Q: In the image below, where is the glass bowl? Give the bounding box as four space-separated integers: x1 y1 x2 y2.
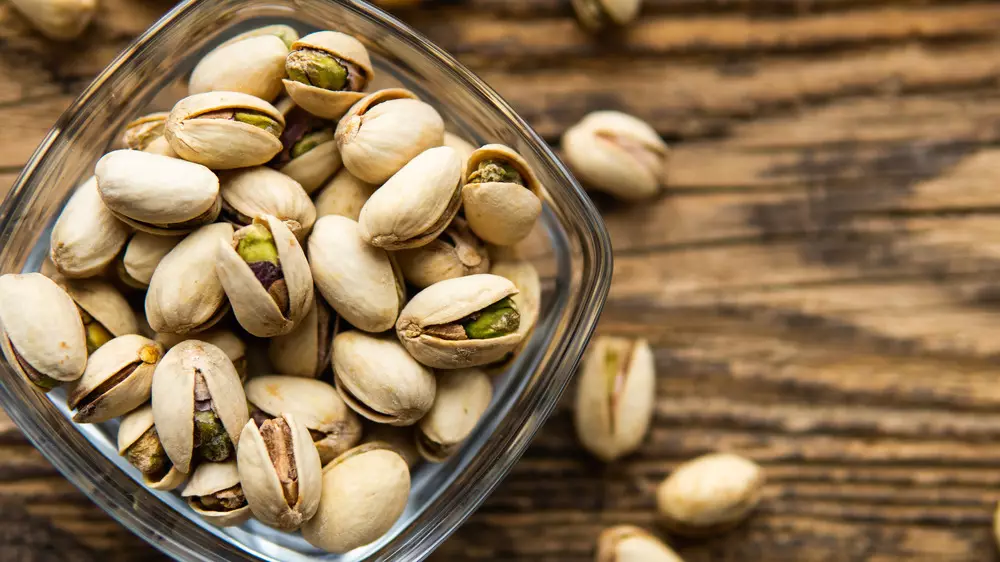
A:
0 0 612 560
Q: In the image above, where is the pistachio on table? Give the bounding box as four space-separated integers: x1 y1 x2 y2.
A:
561 110 669 200
219 166 317 237
118 404 188 490
68 335 163 424
571 0 642 31
151 340 249 474
462 144 543 247
268 297 337 379
122 112 169 151
0 273 86 392
156 329 248 382
416 368 492 462
283 31 374 120
335 88 445 184
361 424 421 470
269 100 342 194
117 232 181 290
244 375 363 465
313 168 376 221
332 331 436 426
59 278 139 353
574 336 655 462
395 216 490 289
189 28 291 102
237 413 322 530
396 273 523 369
655 452 765 537
182 460 252 527
9 0 95 40
50 176 131 278
301 443 410 554
597 525 684 562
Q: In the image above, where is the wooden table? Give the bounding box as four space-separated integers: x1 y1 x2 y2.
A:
2 0 1000 560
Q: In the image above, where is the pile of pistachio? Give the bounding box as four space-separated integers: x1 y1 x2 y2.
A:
0 25 543 554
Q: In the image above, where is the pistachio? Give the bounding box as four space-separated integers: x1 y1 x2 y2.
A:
142 136 179 158
561 111 669 200
219 166 317 237
358 146 463 250
244 375 363 465
67 335 163 423
333 331 436 426
655 452 765 537
237 413 322 530
182 460 252 527
59 279 139 353
9 0 96 40
269 103 343 193
571 0 641 31
596 525 684 562
49 176 131 278
218 24 299 50
118 404 187 490
155 329 247 382
416 368 492 462
396 274 523 369
151 340 249 474
462 144 543 246
145 223 233 335
395 216 490 289
0 273 86 391
282 31 374 120
486 259 541 369
335 88 445 184
301 443 410 554
574 336 654 462
117 232 181 289
313 168 376 221
95 150 221 235
189 34 289 102
122 113 169 151
307 215 405 333
362 424 421 470
443 132 476 171
268 298 337 379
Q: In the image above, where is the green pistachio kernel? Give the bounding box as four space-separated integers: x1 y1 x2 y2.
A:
236 224 279 265
234 111 283 138
85 321 114 354
194 409 234 462
286 48 348 91
469 160 524 186
290 129 335 159
463 297 520 339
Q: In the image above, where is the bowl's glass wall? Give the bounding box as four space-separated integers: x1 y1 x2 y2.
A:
0 1 612 560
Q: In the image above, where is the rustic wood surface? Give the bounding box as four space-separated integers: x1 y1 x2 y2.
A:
1 0 1000 560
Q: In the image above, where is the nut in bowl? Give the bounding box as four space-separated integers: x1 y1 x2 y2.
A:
0 1 611 561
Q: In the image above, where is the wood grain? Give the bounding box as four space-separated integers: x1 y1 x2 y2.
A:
1 0 999 560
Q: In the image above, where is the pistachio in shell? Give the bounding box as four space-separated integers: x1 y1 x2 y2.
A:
596 525 684 562
118 404 188 490
0 273 86 391
49 176 131 278
219 166 317 238
143 136 178 158
218 24 298 50
571 0 641 31
361 424 421 470
156 329 248 382
313 168 376 221
396 274 523 369
395 216 490 289
189 34 289 102
122 112 169 151
269 102 342 194
182 460 251 527
59 278 139 353
9 0 95 40
301 443 410 554
268 297 337 379
335 88 445 185
68 334 162 423
462 144 543 246
95 150 221 236
282 31 374 120
416 368 492 462
484 258 542 373
117 232 181 290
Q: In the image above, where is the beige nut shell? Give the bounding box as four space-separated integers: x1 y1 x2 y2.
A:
60 278 139 339
462 144 543 246
121 232 181 288
279 137 342 195
313 169 376 221
267 298 332 379
182 460 252 527
416 368 492 462
189 35 289 102
166 92 285 169
9 0 96 40
50 177 130 278
220 166 317 237
282 31 374 120
117 404 188 490
596 525 684 562
395 216 490 289
67 334 162 423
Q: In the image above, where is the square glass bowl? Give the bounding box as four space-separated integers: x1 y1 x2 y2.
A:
0 0 612 560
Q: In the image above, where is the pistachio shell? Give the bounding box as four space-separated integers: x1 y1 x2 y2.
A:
596 526 684 562
59 278 138 339
335 88 445 184
313 168 376 221
395 216 490 289
182 460 252 527
301 443 410 554
68 334 162 423
189 35 289 101
443 132 476 171
95 150 221 235
143 136 178 158
361 424 421 469
358 146 462 250
165 92 285 169
268 298 335 379
117 404 188 490
50 177 131 278
332 331 436 426
561 111 669 200
9 0 95 40
119 232 181 288
396 274 522 369
489 259 541 340
155 329 247 381
574 336 654 462
462 144 543 246
272 103 343 194
219 166 316 237
279 137 341 194
416 368 492 462
307 216 404 333
122 112 169 151
0 273 86 388
151 340 248 474
282 31 373 120
216 215 314 337
571 0 641 30
219 25 299 50
237 413 322 530
145 223 233 335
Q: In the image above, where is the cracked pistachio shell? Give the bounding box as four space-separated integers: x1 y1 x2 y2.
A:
143 136 178 158
165 92 285 169
145 223 233 335
238 413 322 530
117 404 188 490
10 0 95 40
462 144 543 246
335 88 445 184
282 31 374 120
245 375 363 465
219 166 316 238
182 460 251 527
395 216 489 289
156 329 247 382
362 424 421 470
571 0 641 31
118 232 181 289
561 111 669 200
67 334 162 423
60 278 139 340
95 150 221 235
656 452 765 537
416 368 492 462
443 132 476 171
396 274 522 369
216 215 314 337
301 443 410 554
313 168 376 221
152 340 249 474
50 177 131 278
307 216 404 333
574 336 654 462
597 526 684 562
332 331 436 426
274 102 343 194
359 146 462 250
484 259 541 374
122 112 168 151
268 298 337 379
190 35 289 101
0 273 86 390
